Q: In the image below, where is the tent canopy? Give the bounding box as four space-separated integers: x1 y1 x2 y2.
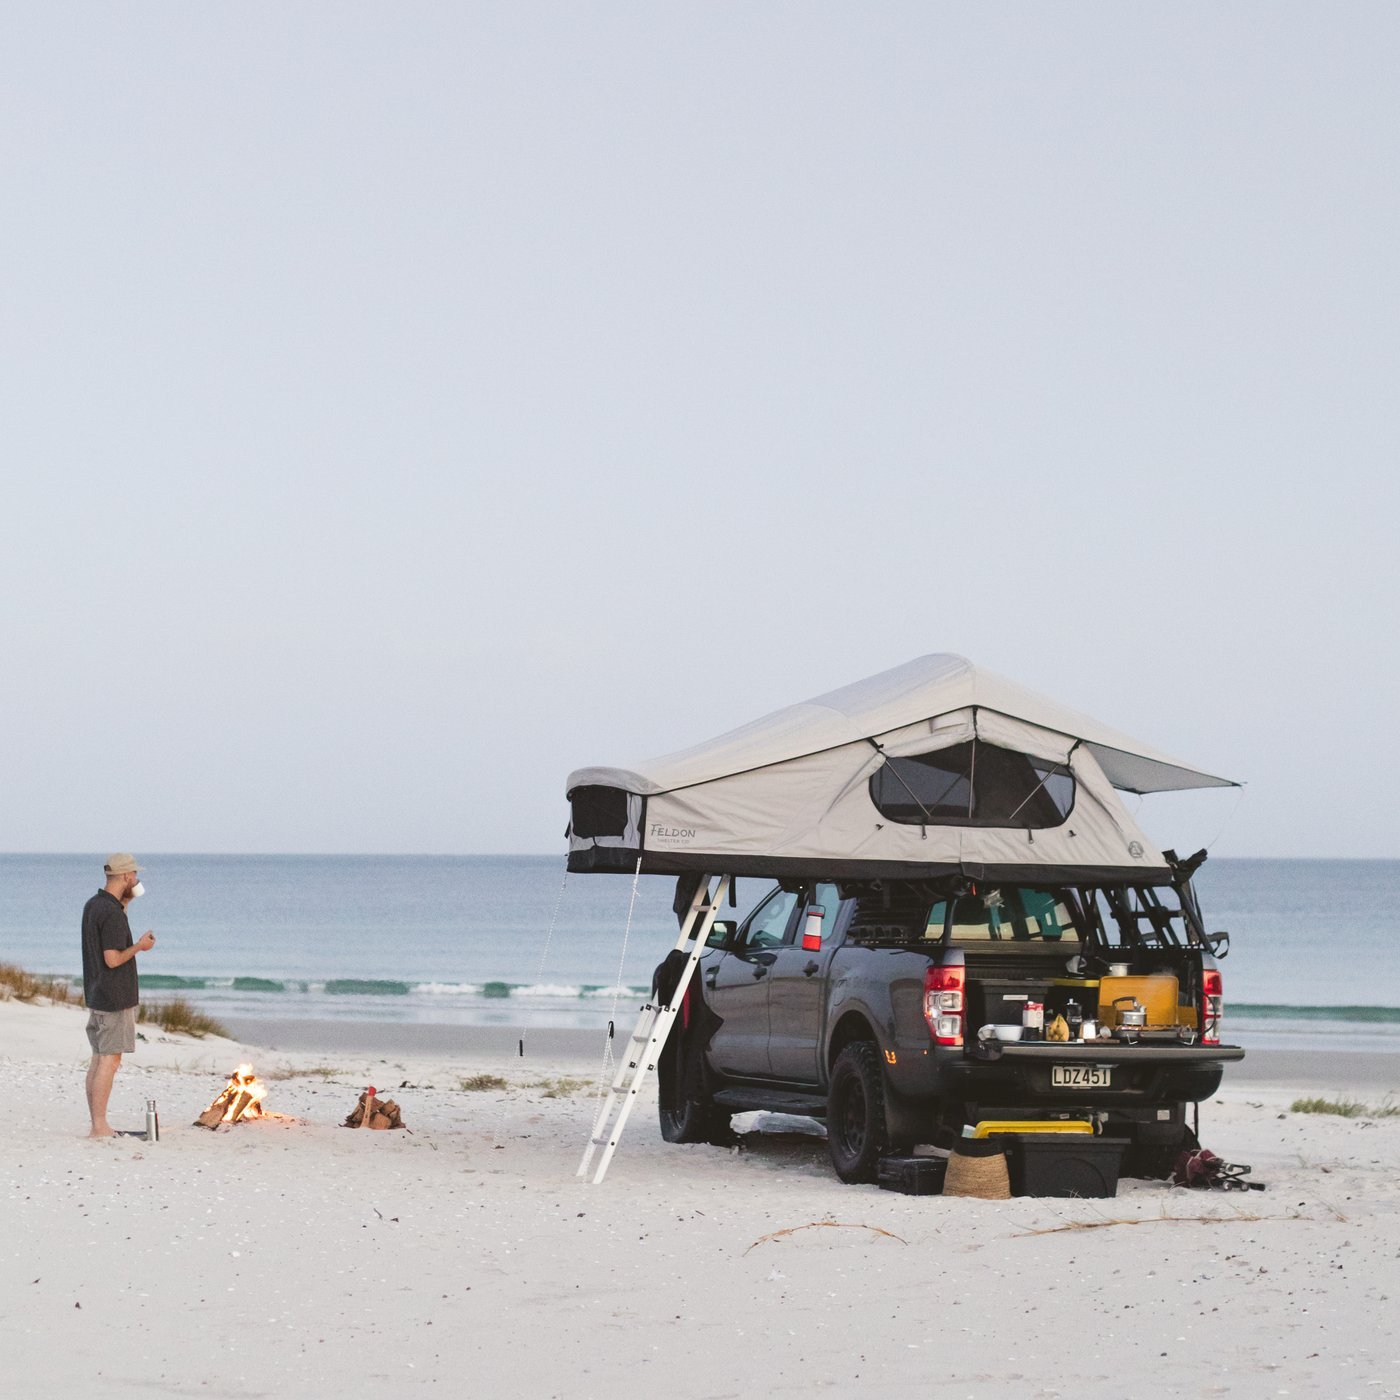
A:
566 654 1239 883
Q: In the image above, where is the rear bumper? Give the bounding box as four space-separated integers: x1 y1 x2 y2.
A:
931 1042 1245 1111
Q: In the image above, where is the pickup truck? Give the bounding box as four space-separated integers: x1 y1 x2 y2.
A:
655 853 1244 1182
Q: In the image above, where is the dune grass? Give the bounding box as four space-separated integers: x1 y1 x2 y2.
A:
2 961 229 1039
529 1076 591 1098
459 1073 510 1092
137 997 229 1039
1291 1096 1400 1119
0 963 77 1004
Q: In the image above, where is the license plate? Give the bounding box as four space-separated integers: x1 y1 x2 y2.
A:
1051 1065 1111 1088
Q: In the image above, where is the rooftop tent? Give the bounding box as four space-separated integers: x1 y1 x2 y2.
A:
565 654 1239 884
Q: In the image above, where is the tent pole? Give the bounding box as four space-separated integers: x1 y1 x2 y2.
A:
578 873 729 1185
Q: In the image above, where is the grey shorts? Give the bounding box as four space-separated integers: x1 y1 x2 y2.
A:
87 1007 137 1055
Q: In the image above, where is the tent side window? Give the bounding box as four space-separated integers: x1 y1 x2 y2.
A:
868 740 1075 828
569 785 632 839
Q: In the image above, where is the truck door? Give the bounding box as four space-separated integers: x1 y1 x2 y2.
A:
766 882 845 1084
703 886 799 1078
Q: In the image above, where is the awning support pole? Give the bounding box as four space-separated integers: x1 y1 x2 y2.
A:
578 873 730 1185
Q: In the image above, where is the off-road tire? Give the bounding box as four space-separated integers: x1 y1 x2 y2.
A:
657 1023 734 1146
659 1093 735 1146
826 1041 891 1183
1122 1128 1191 1181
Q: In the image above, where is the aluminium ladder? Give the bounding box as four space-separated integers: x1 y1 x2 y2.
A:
578 873 730 1185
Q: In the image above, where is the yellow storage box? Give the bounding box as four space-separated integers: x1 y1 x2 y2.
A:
972 1119 1093 1138
1098 974 1179 1028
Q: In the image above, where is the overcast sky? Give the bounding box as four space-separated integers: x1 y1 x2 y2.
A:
2 5 1396 858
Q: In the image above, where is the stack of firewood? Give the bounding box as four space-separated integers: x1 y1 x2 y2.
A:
344 1086 405 1131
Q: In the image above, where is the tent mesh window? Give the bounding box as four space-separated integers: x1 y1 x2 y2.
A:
869 741 1075 829
569 785 631 839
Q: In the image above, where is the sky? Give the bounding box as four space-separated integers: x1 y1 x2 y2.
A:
1 4 1396 858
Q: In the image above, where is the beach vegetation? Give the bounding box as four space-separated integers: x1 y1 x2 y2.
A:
0 963 77 1004
265 1065 342 1081
459 1073 509 1092
529 1076 591 1098
137 997 229 1039
1290 1096 1400 1119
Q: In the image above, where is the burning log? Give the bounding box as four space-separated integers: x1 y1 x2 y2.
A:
195 1064 269 1128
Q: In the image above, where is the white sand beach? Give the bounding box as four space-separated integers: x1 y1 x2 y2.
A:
4 996 1399 1400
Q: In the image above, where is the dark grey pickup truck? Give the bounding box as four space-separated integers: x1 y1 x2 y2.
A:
655 853 1244 1182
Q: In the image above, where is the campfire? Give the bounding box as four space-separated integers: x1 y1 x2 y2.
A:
195 1064 270 1128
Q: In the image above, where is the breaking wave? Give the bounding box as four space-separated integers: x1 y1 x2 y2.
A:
97 974 653 1002
1230 1003 1400 1025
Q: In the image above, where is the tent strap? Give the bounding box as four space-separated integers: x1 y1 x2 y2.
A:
592 855 644 1111
518 858 569 1059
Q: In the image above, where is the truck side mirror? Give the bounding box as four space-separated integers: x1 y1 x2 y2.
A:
1204 930 1230 959
706 919 736 950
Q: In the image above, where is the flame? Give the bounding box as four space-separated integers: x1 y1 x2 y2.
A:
203 1063 269 1123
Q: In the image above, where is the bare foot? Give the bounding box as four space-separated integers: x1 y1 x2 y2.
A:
87 1126 116 1138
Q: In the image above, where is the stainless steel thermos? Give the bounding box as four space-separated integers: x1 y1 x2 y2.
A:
145 1098 160 1143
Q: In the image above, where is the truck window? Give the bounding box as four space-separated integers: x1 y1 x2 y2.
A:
741 888 800 951
923 887 1082 943
792 881 843 946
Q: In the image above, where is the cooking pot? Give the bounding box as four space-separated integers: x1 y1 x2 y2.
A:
1113 995 1148 1029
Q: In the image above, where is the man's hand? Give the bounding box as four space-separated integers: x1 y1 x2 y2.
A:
136 931 156 953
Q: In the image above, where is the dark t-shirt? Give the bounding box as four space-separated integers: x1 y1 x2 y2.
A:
81 889 138 1011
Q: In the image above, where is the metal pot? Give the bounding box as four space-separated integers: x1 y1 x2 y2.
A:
1113 995 1148 1029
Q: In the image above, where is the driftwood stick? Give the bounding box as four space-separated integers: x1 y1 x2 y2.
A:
744 1221 908 1255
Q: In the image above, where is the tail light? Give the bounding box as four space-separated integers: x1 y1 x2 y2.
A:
1201 968 1222 1045
923 965 965 1046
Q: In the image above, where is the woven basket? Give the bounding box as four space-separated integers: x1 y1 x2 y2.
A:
943 1139 1011 1200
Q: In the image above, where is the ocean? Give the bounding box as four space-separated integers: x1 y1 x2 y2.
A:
3 854 1398 1049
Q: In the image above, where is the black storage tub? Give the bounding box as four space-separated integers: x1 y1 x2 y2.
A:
1002 1134 1129 1198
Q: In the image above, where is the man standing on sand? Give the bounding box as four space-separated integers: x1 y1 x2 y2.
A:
81 854 156 1137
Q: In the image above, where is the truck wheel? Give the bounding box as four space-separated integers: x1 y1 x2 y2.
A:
659 1094 734 1146
657 1023 734 1146
1122 1128 1190 1180
826 1042 890 1183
